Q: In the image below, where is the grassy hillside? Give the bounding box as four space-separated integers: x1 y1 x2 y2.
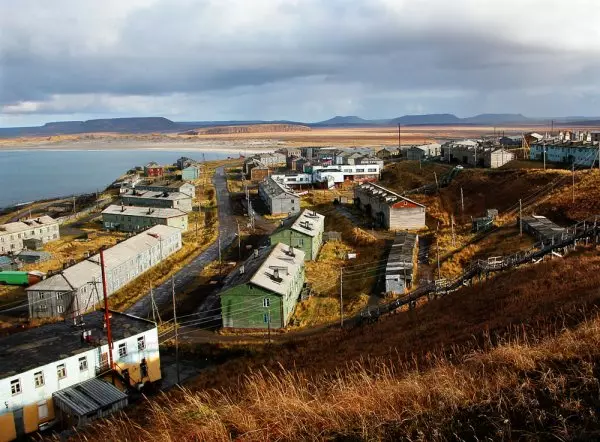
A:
78 248 600 441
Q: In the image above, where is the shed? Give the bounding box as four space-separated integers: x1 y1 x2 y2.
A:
0 256 21 271
385 232 418 294
16 250 51 264
53 378 128 428
22 238 44 251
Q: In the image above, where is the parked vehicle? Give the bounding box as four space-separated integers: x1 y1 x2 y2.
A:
0 271 45 286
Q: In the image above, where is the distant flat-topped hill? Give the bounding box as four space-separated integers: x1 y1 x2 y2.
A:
195 123 311 134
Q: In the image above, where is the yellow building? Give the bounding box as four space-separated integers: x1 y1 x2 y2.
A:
0 311 161 441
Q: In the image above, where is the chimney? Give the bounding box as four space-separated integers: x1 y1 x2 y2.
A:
288 245 295 256
240 265 245 274
121 202 125 212
273 268 280 280
254 249 259 258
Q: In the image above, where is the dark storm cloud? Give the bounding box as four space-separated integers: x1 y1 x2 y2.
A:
1 0 600 123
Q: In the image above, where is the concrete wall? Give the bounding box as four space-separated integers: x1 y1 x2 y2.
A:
269 194 300 216
102 212 188 233
28 230 182 318
0 328 160 439
530 144 599 167
354 188 426 230
121 195 193 213
0 223 60 255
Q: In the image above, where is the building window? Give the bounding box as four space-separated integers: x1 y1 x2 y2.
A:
118 343 127 357
34 371 45 388
79 356 88 371
263 313 270 323
38 401 49 420
11 379 21 396
38 293 44 300
367 168 377 172
137 336 146 351
56 293 64 301
57 305 64 314
263 298 270 308
57 364 67 380
356 169 365 172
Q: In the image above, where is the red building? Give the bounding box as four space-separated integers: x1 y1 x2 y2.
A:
144 162 164 177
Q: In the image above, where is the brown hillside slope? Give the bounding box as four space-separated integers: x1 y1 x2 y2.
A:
78 250 600 441
197 124 311 134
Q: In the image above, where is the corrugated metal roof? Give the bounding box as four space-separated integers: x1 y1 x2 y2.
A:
121 189 190 201
260 177 298 198
53 378 128 417
290 210 325 238
250 243 305 296
27 225 180 293
102 205 187 219
0 216 58 234
355 183 425 208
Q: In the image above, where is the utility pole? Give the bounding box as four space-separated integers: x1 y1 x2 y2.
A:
436 239 441 279
150 283 156 323
339 268 344 328
460 187 465 215
100 249 114 371
543 145 546 170
451 215 456 248
72 195 76 214
572 162 575 204
434 171 439 191
172 277 180 385
519 198 523 237
195 204 199 239
236 219 241 261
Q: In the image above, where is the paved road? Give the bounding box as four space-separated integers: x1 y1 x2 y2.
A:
126 167 238 318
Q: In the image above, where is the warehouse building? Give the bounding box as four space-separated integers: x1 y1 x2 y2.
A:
258 177 300 216
0 311 161 441
26 225 182 319
385 232 418 294
441 141 515 168
519 215 566 244
121 189 193 213
354 183 426 230
135 180 195 198
219 243 305 329
0 216 60 255
269 210 325 261
529 141 600 167
181 165 200 180
406 143 442 161
102 205 188 232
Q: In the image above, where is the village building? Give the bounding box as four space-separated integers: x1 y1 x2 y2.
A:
26 225 182 319
0 311 161 441
269 210 325 261
121 189 193 213
277 147 302 158
354 183 426 230
181 165 200 181
0 216 60 255
258 177 300 216
385 232 418 294
442 141 514 168
219 243 305 329
176 156 197 170
376 147 401 160
135 180 195 198
102 205 188 232
529 141 600 167
519 215 566 244
143 162 164 177
405 143 442 161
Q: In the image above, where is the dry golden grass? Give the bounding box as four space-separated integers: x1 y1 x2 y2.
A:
79 250 600 441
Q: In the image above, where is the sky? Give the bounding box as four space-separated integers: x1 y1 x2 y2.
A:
1 0 600 127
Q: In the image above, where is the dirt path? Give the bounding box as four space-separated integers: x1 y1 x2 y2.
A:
126 167 238 318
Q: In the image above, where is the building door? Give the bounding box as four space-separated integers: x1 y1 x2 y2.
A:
14 407 25 437
100 352 109 372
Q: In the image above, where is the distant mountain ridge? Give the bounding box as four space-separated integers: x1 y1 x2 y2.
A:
2 114 600 138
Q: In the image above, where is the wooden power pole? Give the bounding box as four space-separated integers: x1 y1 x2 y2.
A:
172 277 180 385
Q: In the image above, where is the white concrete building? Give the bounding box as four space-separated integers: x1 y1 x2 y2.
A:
0 217 60 255
0 311 161 441
102 205 188 232
530 141 600 167
26 225 182 319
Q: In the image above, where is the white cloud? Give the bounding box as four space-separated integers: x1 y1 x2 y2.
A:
1 0 600 125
